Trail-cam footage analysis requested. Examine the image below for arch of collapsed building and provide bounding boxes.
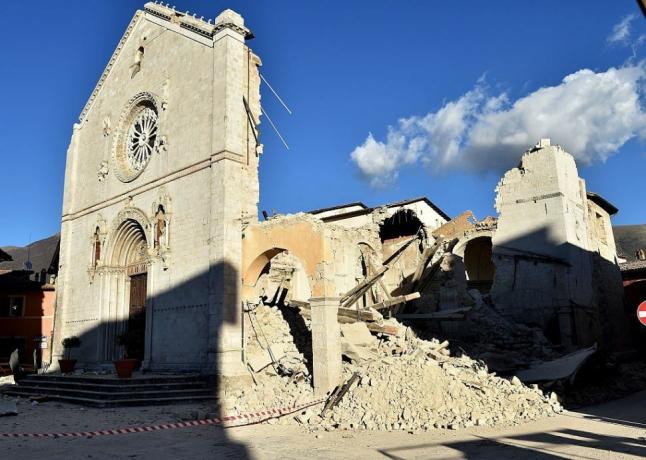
[452,229,495,259]
[453,231,495,293]
[242,221,333,300]
[379,208,426,244]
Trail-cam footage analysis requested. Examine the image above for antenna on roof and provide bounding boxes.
[260,73,293,115]
[25,232,32,271]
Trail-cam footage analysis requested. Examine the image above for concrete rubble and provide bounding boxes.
[233,304,562,431]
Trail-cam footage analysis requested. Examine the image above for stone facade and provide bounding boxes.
[490,139,625,348]
[53,3,262,379]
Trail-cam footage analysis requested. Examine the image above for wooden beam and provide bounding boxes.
[296,306,399,335]
[371,292,420,310]
[367,260,392,301]
[294,301,382,322]
[382,235,419,266]
[396,307,472,320]
[411,237,444,286]
[340,266,387,305]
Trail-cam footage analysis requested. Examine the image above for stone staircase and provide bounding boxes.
[1,374,216,407]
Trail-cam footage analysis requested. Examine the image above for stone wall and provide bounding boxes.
[53,5,262,378]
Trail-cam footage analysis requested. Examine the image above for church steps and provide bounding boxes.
[1,374,217,407]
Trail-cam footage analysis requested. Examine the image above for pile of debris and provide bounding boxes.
[233,304,562,431]
[331,330,562,431]
[413,291,560,373]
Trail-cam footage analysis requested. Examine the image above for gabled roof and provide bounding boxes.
[0,234,60,275]
[309,202,368,215]
[0,248,11,263]
[309,196,450,223]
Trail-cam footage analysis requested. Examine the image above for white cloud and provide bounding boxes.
[608,14,636,45]
[350,64,646,186]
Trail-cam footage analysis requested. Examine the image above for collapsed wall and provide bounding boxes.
[233,303,562,431]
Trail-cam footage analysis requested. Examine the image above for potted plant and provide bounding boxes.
[59,336,81,373]
[113,329,142,378]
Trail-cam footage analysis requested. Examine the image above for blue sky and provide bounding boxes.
[0,1,645,246]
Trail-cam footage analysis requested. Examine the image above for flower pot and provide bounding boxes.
[58,359,77,373]
[113,359,138,378]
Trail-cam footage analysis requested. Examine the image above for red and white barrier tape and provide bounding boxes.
[0,397,326,439]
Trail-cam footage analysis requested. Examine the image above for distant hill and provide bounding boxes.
[0,233,60,274]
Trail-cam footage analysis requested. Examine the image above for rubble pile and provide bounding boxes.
[233,304,562,431]
[438,296,560,373]
[333,331,562,431]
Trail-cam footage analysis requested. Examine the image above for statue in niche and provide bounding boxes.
[93,227,101,267]
[154,205,167,249]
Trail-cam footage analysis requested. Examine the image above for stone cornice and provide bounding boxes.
[62,152,246,223]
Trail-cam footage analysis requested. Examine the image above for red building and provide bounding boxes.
[0,235,59,366]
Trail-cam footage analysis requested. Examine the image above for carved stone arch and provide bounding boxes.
[106,207,152,266]
[151,186,172,216]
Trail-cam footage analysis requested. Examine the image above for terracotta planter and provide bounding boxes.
[113,359,138,378]
[58,359,77,373]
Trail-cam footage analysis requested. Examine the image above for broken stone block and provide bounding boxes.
[247,343,286,373]
[340,322,377,348]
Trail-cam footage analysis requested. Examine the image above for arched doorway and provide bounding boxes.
[463,236,494,293]
[103,216,150,362]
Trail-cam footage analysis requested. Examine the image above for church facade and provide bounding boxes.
[53,3,262,379]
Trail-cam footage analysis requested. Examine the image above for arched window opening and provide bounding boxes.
[379,209,424,243]
[463,236,494,293]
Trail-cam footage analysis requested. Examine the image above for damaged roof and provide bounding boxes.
[587,192,618,216]
[309,196,450,222]
[309,201,368,215]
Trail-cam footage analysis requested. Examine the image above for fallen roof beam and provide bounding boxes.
[410,238,444,286]
[340,266,388,305]
[396,306,472,320]
[371,292,420,310]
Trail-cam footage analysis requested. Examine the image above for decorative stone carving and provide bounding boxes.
[102,116,112,137]
[155,135,168,155]
[112,92,161,183]
[88,215,107,282]
[161,78,170,111]
[152,188,172,270]
[97,161,109,182]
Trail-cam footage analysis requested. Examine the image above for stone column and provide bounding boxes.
[310,297,342,396]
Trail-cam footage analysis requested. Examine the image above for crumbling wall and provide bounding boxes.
[490,140,622,349]
[243,213,382,303]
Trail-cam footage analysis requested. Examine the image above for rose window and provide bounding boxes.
[112,94,160,183]
[126,107,157,172]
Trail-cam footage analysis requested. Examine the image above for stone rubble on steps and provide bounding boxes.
[231,304,562,431]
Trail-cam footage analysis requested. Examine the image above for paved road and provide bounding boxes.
[2,390,646,459]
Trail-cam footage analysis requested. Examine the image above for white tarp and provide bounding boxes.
[515,344,597,383]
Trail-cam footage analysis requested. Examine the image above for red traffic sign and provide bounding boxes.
[638,301,646,327]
